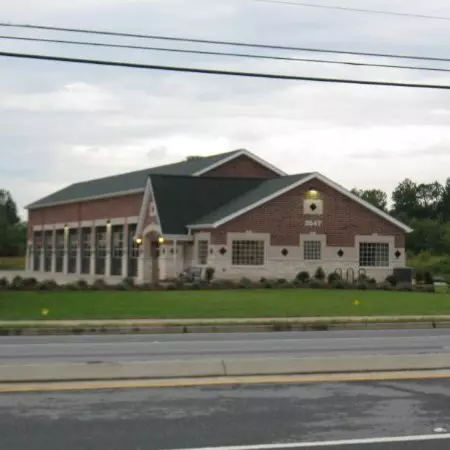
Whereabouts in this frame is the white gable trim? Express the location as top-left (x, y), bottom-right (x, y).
top-left (136, 177), bottom-right (162, 237)
top-left (193, 149), bottom-right (286, 177)
top-left (188, 172), bottom-right (413, 233)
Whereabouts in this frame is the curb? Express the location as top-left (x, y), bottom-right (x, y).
top-left (0, 320), bottom-right (449, 336)
top-left (3, 353), bottom-right (450, 383)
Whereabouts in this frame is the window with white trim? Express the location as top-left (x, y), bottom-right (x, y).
top-left (303, 240), bottom-right (322, 261)
top-left (359, 242), bottom-right (389, 267)
top-left (231, 240), bottom-right (265, 266)
top-left (197, 240), bottom-right (209, 265)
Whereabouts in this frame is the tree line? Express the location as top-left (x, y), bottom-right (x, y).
top-left (0, 190), bottom-right (26, 257)
top-left (352, 178), bottom-right (450, 256)
top-left (1, 178), bottom-right (449, 259)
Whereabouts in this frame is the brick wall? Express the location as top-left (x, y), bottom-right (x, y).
top-left (28, 192), bottom-right (143, 230)
top-left (203, 155), bottom-right (279, 179)
top-left (208, 178), bottom-right (405, 247)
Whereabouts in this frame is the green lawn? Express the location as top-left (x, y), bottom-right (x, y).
top-left (0, 289), bottom-right (449, 321)
top-left (0, 257), bottom-right (25, 271)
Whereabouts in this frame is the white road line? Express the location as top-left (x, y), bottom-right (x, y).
top-left (166, 433), bottom-right (450, 450)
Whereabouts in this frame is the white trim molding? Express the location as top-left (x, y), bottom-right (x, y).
top-left (193, 148), bottom-right (286, 177)
top-left (136, 177), bottom-right (162, 237)
top-left (188, 172), bottom-right (412, 233)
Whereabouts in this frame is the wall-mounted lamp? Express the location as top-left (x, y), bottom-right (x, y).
top-left (135, 236), bottom-right (143, 246)
top-left (306, 188), bottom-right (319, 199)
top-left (106, 220), bottom-right (111, 228)
top-left (157, 236), bottom-right (165, 245)
top-left (64, 224), bottom-right (68, 232)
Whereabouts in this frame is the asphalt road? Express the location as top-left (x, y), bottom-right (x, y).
top-left (1, 329), bottom-right (450, 364)
top-left (2, 378), bottom-right (450, 449)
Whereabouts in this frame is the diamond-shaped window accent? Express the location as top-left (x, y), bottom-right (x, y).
top-left (395, 250), bottom-right (401, 258)
top-left (310, 203), bottom-right (317, 211)
top-left (219, 247), bottom-right (227, 255)
top-left (337, 249), bottom-right (344, 258)
top-left (281, 248), bottom-right (288, 257)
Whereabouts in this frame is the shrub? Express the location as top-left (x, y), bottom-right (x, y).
top-left (263, 280), bottom-right (275, 289)
top-left (385, 274), bottom-right (397, 286)
top-left (65, 282), bottom-right (80, 291)
top-left (309, 280), bottom-right (322, 289)
top-left (414, 270), bottom-right (424, 284)
top-left (378, 281), bottom-right (393, 291)
top-left (191, 281), bottom-right (202, 290)
top-left (238, 277), bottom-right (253, 289)
top-left (314, 267), bottom-right (326, 281)
top-left (122, 277), bottom-right (135, 288)
top-left (424, 271), bottom-right (434, 285)
top-left (333, 280), bottom-right (350, 289)
top-left (166, 283), bottom-right (177, 291)
top-left (205, 267), bottom-right (216, 283)
top-left (76, 279), bottom-right (89, 290)
top-left (276, 278), bottom-right (287, 285)
top-left (91, 279), bottom-right (107, 290)
top-left (22, 277), bottom-right (38, 288)
top-left (259, 277), bottom-right (267, 284)
top-left (10, 276), bottom-right (24, 290)
top-left (414, 284), bottom-right (435, 293)
top-left (327, 272), bottom-right (341, 284)
top-left (357, 282), bottom-right (369, 290)
top-left (37, 279), bottom-right (58, 291)
top-left (396, 282), bottom-right (413, 292)
top-left (0, 277), bottom-right (9, 288)
top-left (212, 279), bottom-right (236, 290)
top-left (296, 271), bottom-right (310, 283)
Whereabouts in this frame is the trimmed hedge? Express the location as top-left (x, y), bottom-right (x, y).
top-left (0, 275), bottom-right (442, 294)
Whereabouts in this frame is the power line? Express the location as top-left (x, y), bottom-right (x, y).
top-left (1, 50), bottom-right (450, 90)
top-left (3, 34), bottom-right (450, 74)
top-left (1, 21), bottom-right (450, 63)
top-left (254, 0), bottom-right (450, 21)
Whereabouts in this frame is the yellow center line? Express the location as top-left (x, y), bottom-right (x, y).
top-left (2, 371), bottom-right (450, 393)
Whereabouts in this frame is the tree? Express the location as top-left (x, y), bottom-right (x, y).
top-left (0, 190), bottom-right (25, 257)
top-left (351, 188), bottom-right (388, 211)
top-left (391, 178), bottom-right (420, 220)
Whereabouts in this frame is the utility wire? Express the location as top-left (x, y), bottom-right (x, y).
top-left (3, 34), bottom-right (450, 74)
top-left (255, 0), bottom-right (450, 21)
top-left (1, 50), bottom-right (450, 90)
top-left (1, 21), bottom-right (450, 63)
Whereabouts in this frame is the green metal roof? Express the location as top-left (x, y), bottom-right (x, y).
top-left (150, 175), bottom-right (264, 235)
top-left (27, 150), bottom-right (242, 209)
top-left (190, 173), bottom-right (313, 227)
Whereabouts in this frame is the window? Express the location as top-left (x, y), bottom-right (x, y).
top-left (197, 240), bottom-right (209, 265)
top-left (303, 240), bottom-right (322, 261)
top-left (96, 229), bottom-right (107, 258)
top-left (359, 242), bottom-right (389, 267)
top-left (112, 226), bottom-right (124, 258)
top-left (231, 240), bottom-right (265, 266)
top-left (82, 228), bottom-right (91, 258)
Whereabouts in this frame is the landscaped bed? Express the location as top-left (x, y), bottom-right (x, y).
top-left (0, 288), bottom-right (449, 321)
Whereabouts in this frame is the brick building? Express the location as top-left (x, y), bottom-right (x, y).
top-left (26, 149), bottom-right (412, 283)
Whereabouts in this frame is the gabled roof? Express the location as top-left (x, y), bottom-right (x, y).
top-left (188, 172), bottom-right (413, 233)
top-left (26, 149), bottom-right (247, 209)
top-left (189, 174), bottom-right (312, 227)
top-left (146, 175), bottom-right (264, 235)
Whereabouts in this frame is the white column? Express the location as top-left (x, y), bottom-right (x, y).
top-left (26, 241), bottom-right (32, 272)
top-left (137, 244), bottom-right (145, 282)
top-left (105, 223), bottom-right (112, 277)
top-left (76, 227), bottom-right (81, 275)
top-left (122, 224), bottom-right (128, 278)
top-left (51, 230), bottom-right (56, 273)
top-left (63, 227), bottom-right (68, 274)
top-left (90, 225), bottom-right (96, 276)
top-left (173, 240), bottom-right (177, 278)
top-left (39, 230), bottom-right (44, 272)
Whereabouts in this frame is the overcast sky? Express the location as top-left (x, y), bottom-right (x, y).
top-left (1, 0), bottom-right (450, 216)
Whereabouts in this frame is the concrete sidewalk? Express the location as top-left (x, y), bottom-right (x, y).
top-left (0, 315), bottom-right (449, 336)
top-left (2, 315), bottom-right (450, 326)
